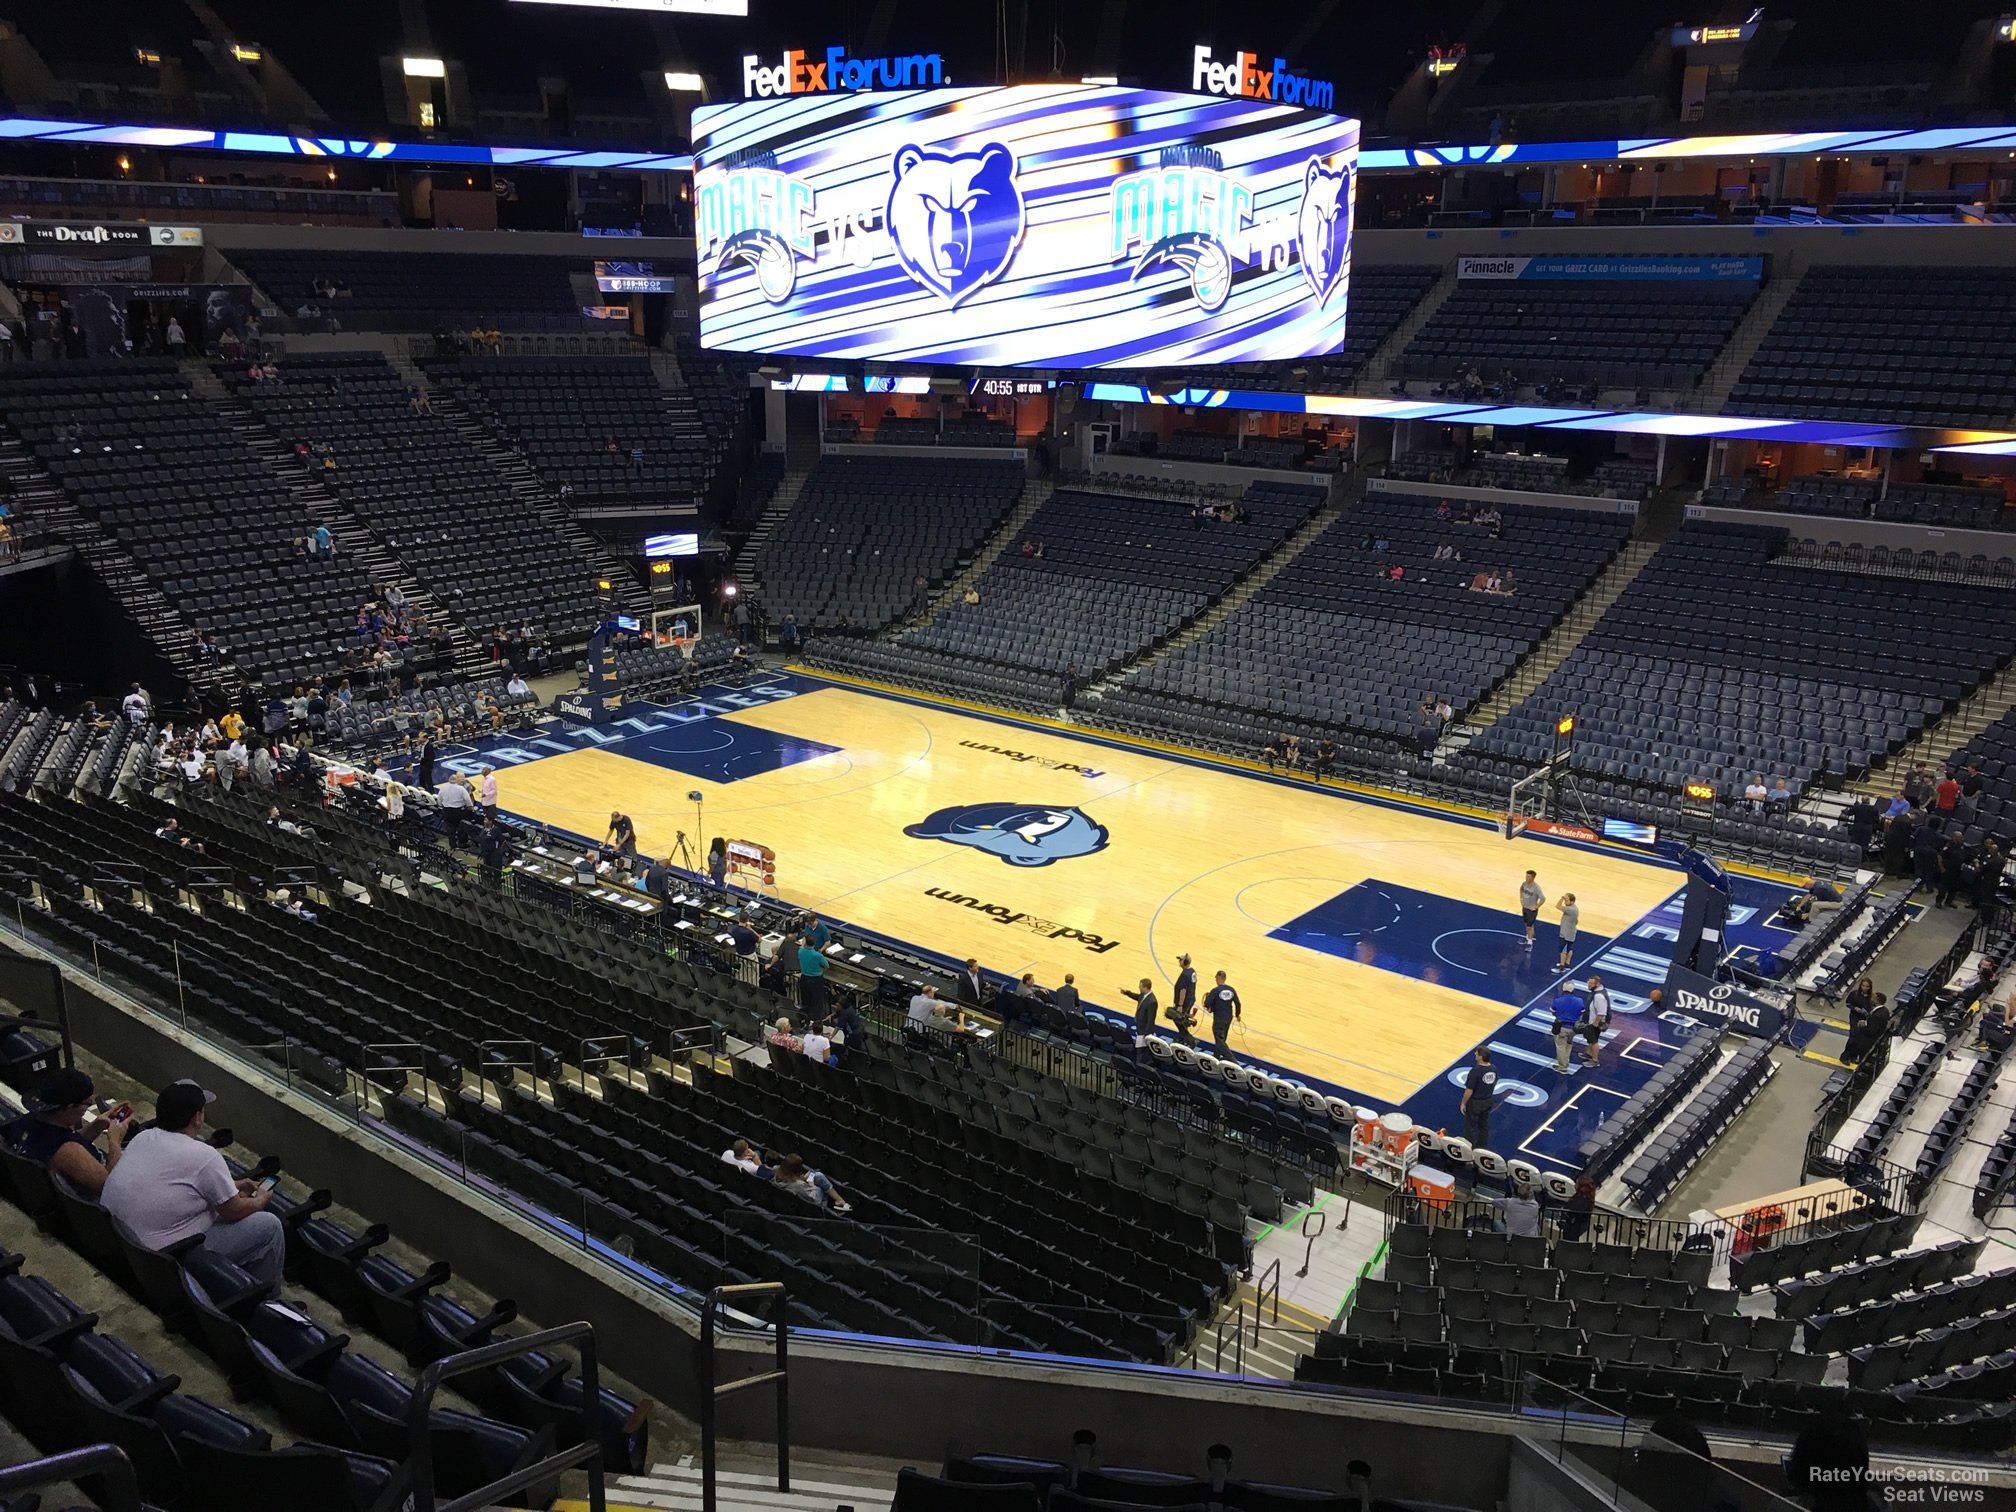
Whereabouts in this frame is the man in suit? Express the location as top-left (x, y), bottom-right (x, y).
top-left (1050, 973), bottom-right (1080, 1014)
top-left (1124, 978), bottom-right (1159, 1043)
top-left (956, 958), bottom-right (986, 1008)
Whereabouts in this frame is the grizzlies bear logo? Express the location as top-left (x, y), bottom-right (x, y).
top-left (885, 142), bottom-right (1024, 306)
top-left (1297, 158), bottom-right (1351, 305)
top-left (905, 802), bottom-right (1109, 867)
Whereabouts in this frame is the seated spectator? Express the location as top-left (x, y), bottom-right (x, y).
top-left (720, 1138), bottom-right (769, 1177)
top-left (1263, 732), bottom-right (1288, 772)
top-left (1468, 569), bottom-right (1492, 591)
top-left (800, 1021), bottom-right (834, 1065)
top-left (100, 1080), bottom-right (284, 1286)
top-left (772, 1154), bottom-right (851, 1213)
top-left (1494, 1182), bottom-right (1542, 1237)
top-left (1766, 775), bottom-right (1792, 814)
top-left (154, 817), bottom-right (203, 850)
top-left (505, 671), bottom-right (531, 699)
top-left (1977, 995), bottom-right (2016, 1054)
top-left (1744, 774), bottom-right (1769, 813)
top-left (3, 1067), bottom-right (126, 1196)
top-left (766, 1016), bottom-right (803, 1054)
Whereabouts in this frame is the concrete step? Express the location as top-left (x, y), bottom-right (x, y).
top-left (581, 1459), bottom-right (889, 1512)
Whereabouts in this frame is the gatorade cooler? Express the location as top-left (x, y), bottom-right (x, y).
top-left (1379, 1111), bottom-right (1416, 1158)
top-left (1408, 1166), bottom-right (1456, 1210)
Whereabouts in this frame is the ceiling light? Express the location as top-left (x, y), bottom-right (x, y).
top-left (664, 70), bottom-right (703, 92)
top-left (402, 56), bottom-right (446, 79)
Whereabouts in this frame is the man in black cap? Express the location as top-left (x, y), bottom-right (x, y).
top-left (2, 1065), bottom-right (127, 1196)
top-left (100, 1078), bottom-right (283, 1285)
top-left (1169, 954), bottom-right (1198, 1044)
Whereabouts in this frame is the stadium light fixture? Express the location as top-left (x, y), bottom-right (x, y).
top-left (402, 56), bottom-right (447, 78)
top-left (228, 43), bottom-right (263, 63)
top-left (1080, 75), bottom-right (1118, 85)
top-left (664, 70), bottom-right (704, 92)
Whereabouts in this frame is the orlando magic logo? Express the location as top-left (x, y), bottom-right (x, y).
top-left (1296, 157), bottom-right (1351, 305)
top-left (885, 142), bottom-right (1025, 306)
top-left (1111, 146), bottom-right (1253, 314)
top-left (696, 148), bottom-right (818, 305)
top-left (905, 803), bottom-right (1110, 867)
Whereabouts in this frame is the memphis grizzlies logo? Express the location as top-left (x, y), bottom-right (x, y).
top-left (905, 803), bottom-right (1110, 867)
top-left (1110, 148), bottom-right (1252, 314)
top-left (885, 142), bottom-right (1024, 306)
top-left (1296, 158), bottom-right (1351, 305)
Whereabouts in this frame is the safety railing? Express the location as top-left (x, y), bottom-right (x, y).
top-left (1253, 1257), bottom-right (1282, 1349)
top-left (0, 1443), bottom-right (142, 1511)
top-left (574, 1032), bottom-right (634, 1091)
top-left (699, 1282), bottom-right (790, 1512)
top-left (476, 1038), bottom-right (538, 1100)
top-left (407, 1322), bottom-right (607, 1512)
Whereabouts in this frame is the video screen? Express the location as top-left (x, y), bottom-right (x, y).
top-left (1601, 818), bottom-right (1661, 845)
top-left (694, 84), bottom-right (1358, 368)
top-left (643, 533), bottom-right (700, 558)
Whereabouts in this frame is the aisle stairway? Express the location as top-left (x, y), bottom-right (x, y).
top-left (892, 475), bottom-right (1053, 635)
top-left (733, 468), bottom-right (813, 583)
top-left (1850, 661), bottom-right (2016, 796)
top-left (202, 374), bottom-right (477, 674)
top-left (429, 389), bottom-right (656, 627)
top-left (561, 1456), bottom-right (892, 1511)
top-left (1355, 264), bottom-right (1461, 392)
top-left (1454, 537), bottom-right (1662, 733)
top-left (1682, 261), bottom-right (1806, 414)
top-left (1078, 479), bottom-right (1352, 702)
top-left (0, 425), bottom-right (223, 694)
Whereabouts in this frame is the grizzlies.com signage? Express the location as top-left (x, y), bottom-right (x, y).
top-left (693, 84), bottom-right (1357, 368)
top-left (1457, 255), bottom-right (1763, 282)
top-left (1662, 963), bottom-right (1786, 1040)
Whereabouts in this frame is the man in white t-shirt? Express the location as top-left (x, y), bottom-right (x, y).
top-left (800, 1025), bottom-right (833, 1065)
top-left (721, 1138), bottom-right (766, 1177)
top-left (1744, 774), bottom-right (1769, 814)
top-left (100, 1079), bottom-right (283, 1285)
top-left (121, 682), bottom-right (149, 726)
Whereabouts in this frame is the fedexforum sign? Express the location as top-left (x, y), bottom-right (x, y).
top-left (1191, 46), bottom-right (1334, 109)
top-left (742, 46), bottom-right (945, 96)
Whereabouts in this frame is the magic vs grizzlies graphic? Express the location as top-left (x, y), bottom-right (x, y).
top-left (692, 85), bottom-right (1358, 367)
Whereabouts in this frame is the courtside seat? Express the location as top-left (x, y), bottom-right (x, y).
top-left (891, 1467), bottom-right (1043, 1510)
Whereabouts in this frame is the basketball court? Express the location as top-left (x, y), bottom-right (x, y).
top-left (421, 671), bottom-right (1750, 1120)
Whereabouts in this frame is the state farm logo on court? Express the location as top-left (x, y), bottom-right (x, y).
top-left (905, 802), bottom-right (1110, 866)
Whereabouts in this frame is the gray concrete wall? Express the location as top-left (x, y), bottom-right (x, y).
top-left (1088, 454), bottom-right (1324, 489)
top-left (1686, 503), bottom-right (2015, 554)
top-left (1376, 475), bottom-right (1640, 516)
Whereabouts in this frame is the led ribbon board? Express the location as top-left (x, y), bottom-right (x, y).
top-left (693, 84), bottom-right (1359, 368)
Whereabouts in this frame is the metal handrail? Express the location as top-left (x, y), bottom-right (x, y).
top-left (406, 1322), bottom-right (607, 1512)
top-left (1212, 1297), bottom-right (1246, 1375)
top-left (0, 1443), bottom-right (141, 1511)
top-left (1296, 1206), bottom-right (1330, 1279)
top-left (1253, 1257), bottom-right (1281, 1348)
top-left (476, 1038), bottom-right (538, 1099)
top-left (575, 1033), bottom-right (633, 1091)
top-left (699, 1282), bottom-right (790, 1512)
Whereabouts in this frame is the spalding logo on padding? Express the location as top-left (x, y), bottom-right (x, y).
top-left (904, 803), bottom-right (1110, 866)
top-left (885, 142), bottom-right (1025, 305)
top-left (1297, 158), bottom-right (1350, 305)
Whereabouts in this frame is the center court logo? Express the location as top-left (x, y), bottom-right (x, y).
top-left (905, 802), bottom-right (1110, 867)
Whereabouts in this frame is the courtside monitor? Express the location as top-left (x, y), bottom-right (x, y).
top-left (693, 84), bottom-right (1358, 368)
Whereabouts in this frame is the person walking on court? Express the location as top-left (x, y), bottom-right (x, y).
top-left (1205, 971), bottom-right (1242, 1054)
top-left (1124, 978), bottom-right (1159, 1045)
top-left (1169, 954), bottom-right (1198, 1044)
top-left (1550, 984), bottom-right (1585, 1072)
top-left (1460, 1046), bottom-right (1498, 1150)
top-left (1519, 870), bottom-right (1544, 948)
top-left (1554, 892), bottom-right (1580, 969)
top-left (1580, 974), bottom-right (1612, 1067)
